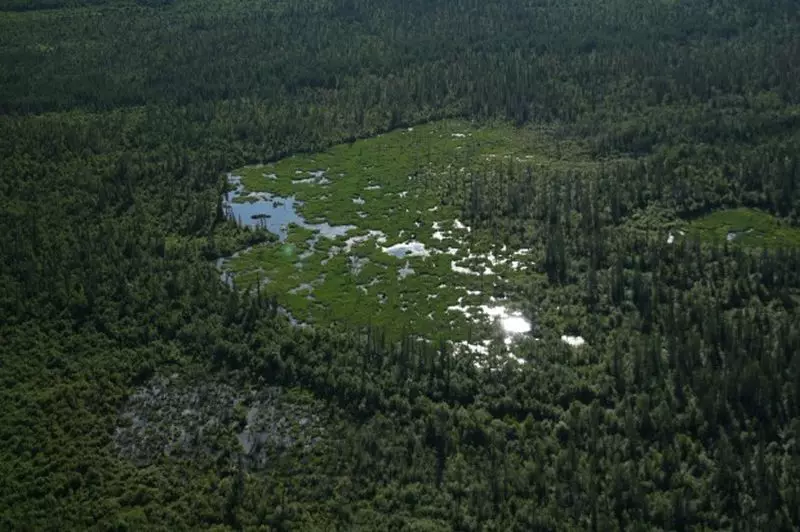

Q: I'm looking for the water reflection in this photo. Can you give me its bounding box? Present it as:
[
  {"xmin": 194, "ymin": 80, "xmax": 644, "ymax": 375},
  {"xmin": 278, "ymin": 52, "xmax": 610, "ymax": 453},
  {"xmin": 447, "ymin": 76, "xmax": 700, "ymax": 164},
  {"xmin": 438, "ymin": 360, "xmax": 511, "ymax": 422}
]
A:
[
  {"xmin": 224, "ymin": 174, "xmax": 354, "ymax": 241},
  {"xmin": 382, "ymin": 240, "xmax": 430, "ymax": 258}
]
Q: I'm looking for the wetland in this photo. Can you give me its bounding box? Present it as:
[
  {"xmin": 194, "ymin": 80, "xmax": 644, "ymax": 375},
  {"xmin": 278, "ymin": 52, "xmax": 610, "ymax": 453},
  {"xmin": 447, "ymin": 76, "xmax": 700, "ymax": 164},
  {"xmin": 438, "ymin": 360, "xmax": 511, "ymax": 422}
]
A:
[{"xmin": 218, "ymin": 120, "xmax": 555, "ymax": 357}]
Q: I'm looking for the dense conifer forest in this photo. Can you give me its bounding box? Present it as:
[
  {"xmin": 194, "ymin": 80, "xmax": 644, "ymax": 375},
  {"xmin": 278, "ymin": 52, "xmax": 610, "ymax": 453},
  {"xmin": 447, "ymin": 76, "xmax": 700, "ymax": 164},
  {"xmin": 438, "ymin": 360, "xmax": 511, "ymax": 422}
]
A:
[{"xmin": 2, "ymin": 0, "xmax": 800, "ymax": 529}]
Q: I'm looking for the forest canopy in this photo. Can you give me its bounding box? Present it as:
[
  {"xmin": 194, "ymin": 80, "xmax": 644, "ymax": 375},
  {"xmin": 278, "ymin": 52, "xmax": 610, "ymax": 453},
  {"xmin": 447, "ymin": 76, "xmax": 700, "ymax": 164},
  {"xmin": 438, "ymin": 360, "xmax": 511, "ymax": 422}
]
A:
[{"xmin": 1, "ymin": 0, "xmax": 800, "ymax": 530}]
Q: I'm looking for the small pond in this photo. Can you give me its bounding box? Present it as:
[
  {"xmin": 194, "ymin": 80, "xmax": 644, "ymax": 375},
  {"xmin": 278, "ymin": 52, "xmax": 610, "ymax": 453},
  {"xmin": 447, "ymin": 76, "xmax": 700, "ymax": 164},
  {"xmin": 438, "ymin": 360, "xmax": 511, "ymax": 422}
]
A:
[{"xmin": 224, "ymin": 173, "xmax": 354, "ymax": 241}]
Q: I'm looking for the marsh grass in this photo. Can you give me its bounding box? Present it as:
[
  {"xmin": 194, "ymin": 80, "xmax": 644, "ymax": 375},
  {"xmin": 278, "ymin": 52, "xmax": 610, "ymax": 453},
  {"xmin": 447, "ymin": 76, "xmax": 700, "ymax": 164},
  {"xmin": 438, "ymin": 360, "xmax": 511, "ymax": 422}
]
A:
[
  {"xmin": 687, "ymin": 208, "xmax": 800, "ymax": 248},
  {"xmin": 224, "ymin": 120, "xmax": 599, "ymax": 339}
]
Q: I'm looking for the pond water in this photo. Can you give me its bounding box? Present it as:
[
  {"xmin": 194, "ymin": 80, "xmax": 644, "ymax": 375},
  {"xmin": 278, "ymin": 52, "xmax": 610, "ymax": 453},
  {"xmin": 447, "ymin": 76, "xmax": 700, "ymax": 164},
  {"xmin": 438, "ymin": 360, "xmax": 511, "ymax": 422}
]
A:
[
  {"xmin": 220, "ymin": 171, "xmax": 537, "ymax": 366},
  {"xmin": 344, "ymin": 230, "xmax": 387, "ymax": 252},
  {"xmin": 447, "ymin": 299, "xmax": 532, "ymax": 344},
  {"xmin": 382, "ymin": 240, "xmax": 431, "ymax": 258},
  {"xmin": 398, "ymin": 261, "xmax": 415, "ymax": 279},
  {"xmin": 561, "ymin": 335, "xmax": 586, "ymax": 347},
  {"xmin": 293, "ymin": 176, "xmax": 331, "ymax": 185},
  {"xmin": 453, "ymin": 219, "xmax": 471, "ymax": 231},
  {"xmin": 224, "ymin": 174, "xmax": 354, "ymax": 241},
  {"xmin": 482, "ymin": 305, "xmax": 530, "ymax": 335}
]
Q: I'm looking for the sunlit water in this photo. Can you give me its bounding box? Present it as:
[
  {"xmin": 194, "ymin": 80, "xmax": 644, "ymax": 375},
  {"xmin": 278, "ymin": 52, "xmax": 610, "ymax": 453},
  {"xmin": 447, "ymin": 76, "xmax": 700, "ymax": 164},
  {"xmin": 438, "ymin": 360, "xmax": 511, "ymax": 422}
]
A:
[
  {"xmin": 447, "ymin": 299, "xmax": 532, "ymax": 345},
  {"xmin": 222, "ymin": 174, "xmax": 536, "ymax": 360},
  {"xmin": 561, "ymin": 335, "xmax": 586, "ymax": 347},
  {"xmin": 382, "ymin": 240, "xmax": 431, "ymax": 258},
  {"xmin": 224, "ymin": 173, "xmax": 354, "ymax": 241}
]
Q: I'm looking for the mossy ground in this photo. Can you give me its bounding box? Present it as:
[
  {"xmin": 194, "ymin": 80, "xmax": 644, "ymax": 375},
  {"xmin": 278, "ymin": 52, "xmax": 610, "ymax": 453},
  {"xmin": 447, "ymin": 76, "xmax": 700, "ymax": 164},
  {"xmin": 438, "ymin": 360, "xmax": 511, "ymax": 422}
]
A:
[
  {"xmin": 224, "ymin": 120, "xmax": 601, "ymax": 341},
  {"xmin": 686, "ymin": 208, "xmax": 800, "ymax": 248}
]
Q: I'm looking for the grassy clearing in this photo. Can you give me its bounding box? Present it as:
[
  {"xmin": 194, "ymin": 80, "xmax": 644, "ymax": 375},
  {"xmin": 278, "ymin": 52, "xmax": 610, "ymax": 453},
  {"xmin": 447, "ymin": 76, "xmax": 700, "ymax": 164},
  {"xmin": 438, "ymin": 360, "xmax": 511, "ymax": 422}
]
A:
[
  {"xmin": 235, "ymin": 119, "xmax": 597, "ymax": 230},
  {"xmin": 687, "ymin": 208, "xmax": 800, "ymax": 248},
  {"xmin": 224, "ymin": 120, "xmax": 597, "ymax": 340}
]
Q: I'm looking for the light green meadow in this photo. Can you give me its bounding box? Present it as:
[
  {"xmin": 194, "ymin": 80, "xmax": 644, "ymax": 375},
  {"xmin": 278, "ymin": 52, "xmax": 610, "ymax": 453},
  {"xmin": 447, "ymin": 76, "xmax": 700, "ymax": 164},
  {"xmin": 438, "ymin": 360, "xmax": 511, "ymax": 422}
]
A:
[
  {"xmin": 222, "ymin": 119, "xmax": 599, "ymax": 342},
  {"xmin": 686, "ymin": 208, "xmax": 800, "ymax": 248}
]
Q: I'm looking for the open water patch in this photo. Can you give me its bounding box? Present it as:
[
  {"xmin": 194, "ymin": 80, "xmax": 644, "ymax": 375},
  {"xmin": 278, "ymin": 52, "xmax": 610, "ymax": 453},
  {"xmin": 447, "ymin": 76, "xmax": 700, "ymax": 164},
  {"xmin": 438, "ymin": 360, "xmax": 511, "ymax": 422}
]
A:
[
  {"xmin": 382, "ymin": 240, "xmax": 431, "ymax": 258},
  {"xmin": 224, "ymin": 173, "xmax": 354, "ymax": 241},
  {"xmin": 398, "ymin": 261, "xmax": 415, "ymax": 279},
  {"xmin": 292, "ymin": 170, "xmax": 330, "ymax": 185},
  {"xmin": 218, "ymin": 124, "xmax": 549, "ymax": 364},
  {"xmin": 344, "ymin": 230, "xmax": 387, "ymax": 252},
  {"xmin": 447, "ymin": 298, "xmax": 532, "ymax": 345},
  {"xmin": 561, "ymin": 335, "xmax": 586, "ymax": 347}
]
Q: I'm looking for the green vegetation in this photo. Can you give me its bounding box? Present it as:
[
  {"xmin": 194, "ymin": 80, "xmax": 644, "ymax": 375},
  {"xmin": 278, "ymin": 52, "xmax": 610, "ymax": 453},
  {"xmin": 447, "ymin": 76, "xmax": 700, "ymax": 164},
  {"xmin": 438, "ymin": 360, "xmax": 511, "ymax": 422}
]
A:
[
  {"xmin": 2, "ymin": 0, "xmax": 800, "ymax": 530},
  {"xmin": 236, "ymin": 120, "xmax": 600, "ymax": 225},
  {"xmin": 226, "ymin": 121, "xmax": 594, "ymax": 340},
  {"xmin": 688, "ymin": 208, "xmax": 800, "ymax": 247}
]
